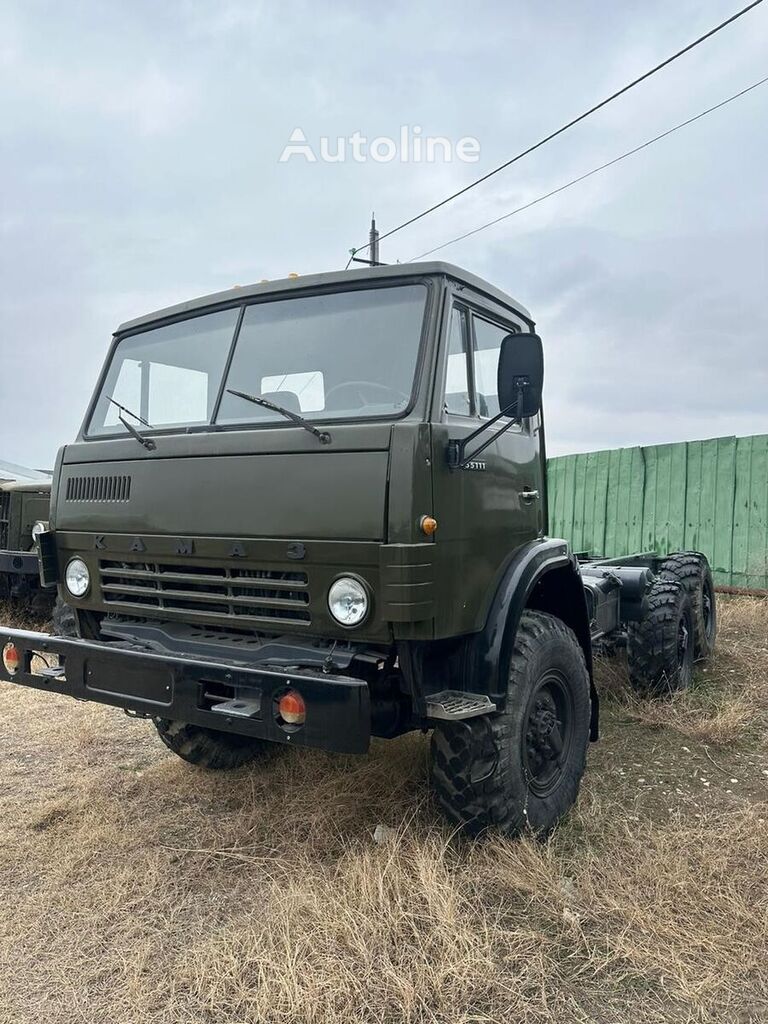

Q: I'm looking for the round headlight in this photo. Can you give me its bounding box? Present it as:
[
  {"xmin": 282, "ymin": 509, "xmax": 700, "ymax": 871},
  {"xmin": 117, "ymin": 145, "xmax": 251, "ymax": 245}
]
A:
[
  {"xmin": 31, "ymin": 521, "xmax": 48, "ymax": 543},
  {"xmin": 328, "ymin": 576, "xmax": 369, "ymax": 627},
  {"xmin": 65, "ymin": 557, "xmax": 90, "ymax": 598}
]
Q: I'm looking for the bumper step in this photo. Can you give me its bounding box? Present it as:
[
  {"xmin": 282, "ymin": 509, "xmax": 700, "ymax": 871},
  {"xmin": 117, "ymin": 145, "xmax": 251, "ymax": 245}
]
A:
[
  {"xmin": 209, "ymin": 697, "xmax": 262, "ymax": 719},
  {"xmin": 425, "ymin": 690, "xmax": 496, "ymax": 721}
]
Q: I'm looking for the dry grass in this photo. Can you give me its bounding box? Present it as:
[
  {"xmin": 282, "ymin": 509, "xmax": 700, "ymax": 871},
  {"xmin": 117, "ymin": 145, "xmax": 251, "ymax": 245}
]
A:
[
  {"xmin": 597, "ymin": 595, "xmax": 768, "ymax": 746},
  {"xmin": 0, "ymin": 597, "xmax": 767, "ymax": 1023}
]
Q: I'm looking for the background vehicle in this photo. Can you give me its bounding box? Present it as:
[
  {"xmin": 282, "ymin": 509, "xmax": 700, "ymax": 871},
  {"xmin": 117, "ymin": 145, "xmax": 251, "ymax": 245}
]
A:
[
  {"xmin": 0, "ymin": 263, "xmax": 716, "ymax": 837},
  {"xmin": 0, "ymin": 472, "xmax": 52, "ymax": 610}
]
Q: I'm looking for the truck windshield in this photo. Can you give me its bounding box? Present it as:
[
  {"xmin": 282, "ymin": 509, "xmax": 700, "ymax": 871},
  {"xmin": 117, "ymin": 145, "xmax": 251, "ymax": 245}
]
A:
[{"xmin": 87, "ymin": 284, "xmax": 427, "ymax": 437}]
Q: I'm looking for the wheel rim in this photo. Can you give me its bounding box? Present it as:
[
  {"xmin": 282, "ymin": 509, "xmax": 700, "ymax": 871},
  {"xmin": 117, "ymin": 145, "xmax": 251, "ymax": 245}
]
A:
[{"xmin": 522, "ymin": 670, "xmax": 574, "ymax": 797}]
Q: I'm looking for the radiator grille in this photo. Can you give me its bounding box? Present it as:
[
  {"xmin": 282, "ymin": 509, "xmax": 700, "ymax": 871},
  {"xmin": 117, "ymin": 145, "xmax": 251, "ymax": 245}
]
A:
[
  {"xmin": 0, "ymin": 490, "xmax": 9, "ymax": 549},
  {"xmin": 66, "ymin": 475, "xmax": 131, "ymax": 502},
  {"xmin": 98, "ymin": 560, "xmax": 311, "ymax": 626}
]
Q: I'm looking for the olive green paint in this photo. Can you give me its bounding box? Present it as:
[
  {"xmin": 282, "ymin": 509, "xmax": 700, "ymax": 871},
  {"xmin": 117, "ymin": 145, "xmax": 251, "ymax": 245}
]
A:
[
  {"xmin": 48, "ymin": 263, "xmax": 546, "ymax": 644},
  {"xmin": 0, "ymin": 480, "xmax": 51, "ymax": 552},
  {"xmin": 547, "ymin": 434, "xmax": 768, "ymax": 589}
]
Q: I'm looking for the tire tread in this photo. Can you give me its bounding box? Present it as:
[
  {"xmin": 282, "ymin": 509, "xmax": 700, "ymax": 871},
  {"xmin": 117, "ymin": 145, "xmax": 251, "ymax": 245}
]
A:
[
  {"xmin": 659, "ymin": 551, "xmax": 716, "ymax": 660},
  {"xmin": 430, "ymin": 611, "xmax": 590, "ymax": 837},
  {"xmin": 51, "ymin": 596, "xmax": 77, "ymax": 638},
  {"xmin": 153, "ymin": 719, "xmax": 276, "ymax": 770},
  {"xmin": 627, "ymin": 579, "xmax": 693, "ymax": 695}
]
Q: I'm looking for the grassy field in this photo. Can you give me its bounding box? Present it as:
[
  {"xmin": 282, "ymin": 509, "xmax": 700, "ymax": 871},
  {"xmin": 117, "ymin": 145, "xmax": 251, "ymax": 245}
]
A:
[{"xmin": 0, "ymin": 597, "xmax": 766, "ymax": 1024}]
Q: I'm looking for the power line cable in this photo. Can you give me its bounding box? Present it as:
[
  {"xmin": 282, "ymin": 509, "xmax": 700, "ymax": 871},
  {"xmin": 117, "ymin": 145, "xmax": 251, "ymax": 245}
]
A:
[
  {"xmin": 347, "ymin": 0, "xmax": 765, "ymax": 258},
  {"xmin": 406, "ymin": 74, "xmax": 768, "ymax": 261}
]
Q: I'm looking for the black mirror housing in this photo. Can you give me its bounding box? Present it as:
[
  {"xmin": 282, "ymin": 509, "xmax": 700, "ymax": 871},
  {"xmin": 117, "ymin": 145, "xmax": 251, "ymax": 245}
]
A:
[{"xmin": 497, "ymin": 332, "xmax": 543, "ymax": 417}]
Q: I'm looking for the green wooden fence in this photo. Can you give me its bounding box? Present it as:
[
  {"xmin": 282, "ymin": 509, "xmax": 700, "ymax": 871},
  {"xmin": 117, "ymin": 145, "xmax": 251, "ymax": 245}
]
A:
[{"xmin": 547, "ymin": 434, "xmax": 768, "ymax": 589}]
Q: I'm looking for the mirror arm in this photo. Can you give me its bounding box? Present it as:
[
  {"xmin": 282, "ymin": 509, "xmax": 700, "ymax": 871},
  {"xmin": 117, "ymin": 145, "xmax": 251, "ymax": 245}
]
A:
[{"xmin": 447, "ymin": 382, "xmax": 527, "ymax": 470}]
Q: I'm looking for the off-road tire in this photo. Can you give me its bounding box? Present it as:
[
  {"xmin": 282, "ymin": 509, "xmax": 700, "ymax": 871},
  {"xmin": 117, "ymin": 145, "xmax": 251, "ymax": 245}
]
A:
[
  {"xmin": 51, "ymin": 595, "xmax": 78, "ymax": 638},
  {"xmin": 430, "ymin": 610, "xmax": 591, "ymax": 838},
  {"xmin": 27, "ymin": 587, "xmax": 55, "ymax": 618},
  {"xmin": 659, "ymin": 552, "xmax": 717, "ymax": 660},
  {"xmin": 627, "ymin": 579, "xmax": 694, "ymax": 696},
  {"xmin": 153, "ymin": 719, "xmax": 277, "ymax": 770}
]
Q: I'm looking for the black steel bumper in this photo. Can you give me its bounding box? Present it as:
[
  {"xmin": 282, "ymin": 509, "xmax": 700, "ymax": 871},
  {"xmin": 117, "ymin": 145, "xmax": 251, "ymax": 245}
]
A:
[
  {"xmin": 0, "ymin": 550, "xmax": 38, "ymax": 576},
  {"xmin": 0, "ymin": 627, "xmax": 371, "ymax": 754}
]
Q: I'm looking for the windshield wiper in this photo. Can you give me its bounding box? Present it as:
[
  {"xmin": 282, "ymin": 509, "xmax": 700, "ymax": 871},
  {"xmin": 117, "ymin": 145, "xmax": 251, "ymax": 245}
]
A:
[
  {"xmin": 225, "ymin": 388, "xmax": 331, "ymax": 445},
  {"xmin": 105, "ymin": 396, "xmax": 156, "ymax": 451},
  {"xmin": 106, "ymin": 395, "xmax": 151, "ymax": 428}
]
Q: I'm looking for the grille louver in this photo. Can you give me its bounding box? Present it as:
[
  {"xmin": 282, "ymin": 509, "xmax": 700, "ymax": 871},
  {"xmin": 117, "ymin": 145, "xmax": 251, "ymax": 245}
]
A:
[
  {"xmin": 98, "ymin": 561, "xmax": 311, "ymax": 626},
  {"xmin": 0, "ymin": 490, "xmax": 9, "ymax": 549},
  {"xmin": 66, "ymin": 475, "xmax": 131, "ymax": 502}
]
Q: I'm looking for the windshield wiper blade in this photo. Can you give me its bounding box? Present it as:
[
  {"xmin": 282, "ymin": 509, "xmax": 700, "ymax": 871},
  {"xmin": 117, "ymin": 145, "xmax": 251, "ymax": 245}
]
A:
[
  {"xmin": 105, "ymin": 395, "xmax": 152, "ymax": 428},
  {"xmin": 225, "ymin": 388, "xmax": 332, "ymax": 445},
  {"xmin": 105, "ymin": 396, "xmax": 156, "ymax": 451}
]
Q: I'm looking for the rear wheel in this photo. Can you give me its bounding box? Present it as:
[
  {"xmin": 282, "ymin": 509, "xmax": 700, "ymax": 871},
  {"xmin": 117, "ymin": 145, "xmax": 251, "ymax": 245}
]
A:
[
  {"xmin": 627, "ymin": 579, "xmax": 694, "ymax": 696},
  {"xmin": 659, "ymin": 552, "xmax": 716, "ymax": 660},
  {"xmin": 153, "ymin": 719, "xmax": 278, "ymax": 770},
  {"xmin": 430, "ymin": 610, "xmax": 591, "ymax": 838}
]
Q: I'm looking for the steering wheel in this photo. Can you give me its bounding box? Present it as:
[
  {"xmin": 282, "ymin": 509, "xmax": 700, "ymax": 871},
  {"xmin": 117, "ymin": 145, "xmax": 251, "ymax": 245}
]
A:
[{"xmin": 325, "ymin": 380, "xmax": 409, "ymax": 407}]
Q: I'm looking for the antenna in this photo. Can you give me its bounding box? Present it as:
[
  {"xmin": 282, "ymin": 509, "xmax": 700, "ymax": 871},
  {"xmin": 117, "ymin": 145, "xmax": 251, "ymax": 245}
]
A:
[
  {"xmin": 346, "ymin": 214, "xmax": 387, "ymax": 268},
  {"xmin": 368, "ymin": 212, "xmax": 380, "ymax": 264}
]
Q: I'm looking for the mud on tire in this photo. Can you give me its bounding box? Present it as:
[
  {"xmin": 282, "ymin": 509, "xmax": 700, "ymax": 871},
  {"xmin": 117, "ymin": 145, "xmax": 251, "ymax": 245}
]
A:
[
  {"xmin": 430, "ymin": 610, "xmax": 591, "ymax": 838},
  {"xmin": 627, "ymin": 578, "xmax": 694, "ymax": 696},
  {"xmin": 659, "ymin": 551, "xmax": 717, "ymax": 661},
  {"xmin": 153, "ymin": 719, "xmax": 279, "ymax": 770}
]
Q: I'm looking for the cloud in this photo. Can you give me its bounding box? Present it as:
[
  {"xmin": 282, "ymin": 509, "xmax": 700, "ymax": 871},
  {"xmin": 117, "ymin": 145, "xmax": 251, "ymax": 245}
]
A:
[{"xmin": 1, "ymin": 0, "xmax": 768, "ymax": 469}]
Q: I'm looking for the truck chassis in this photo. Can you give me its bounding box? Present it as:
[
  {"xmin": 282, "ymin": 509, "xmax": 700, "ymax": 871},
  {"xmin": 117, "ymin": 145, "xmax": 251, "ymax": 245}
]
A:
[{"xmin": 0, "ymin": 548, "xmax": 716, "ymax": 750}]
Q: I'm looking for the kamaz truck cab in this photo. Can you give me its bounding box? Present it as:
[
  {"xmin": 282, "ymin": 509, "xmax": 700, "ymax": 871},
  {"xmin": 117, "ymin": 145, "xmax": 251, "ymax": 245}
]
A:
[{"xmin": 0, "ymin": 263, "xmax": 716, "ymax": 837}]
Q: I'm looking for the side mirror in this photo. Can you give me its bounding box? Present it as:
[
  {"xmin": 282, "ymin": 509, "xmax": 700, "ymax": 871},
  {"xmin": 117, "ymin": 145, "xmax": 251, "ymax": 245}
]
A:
[{"xmin": 498, "ymin": 332, "xmax": 543, "ymax": 418}]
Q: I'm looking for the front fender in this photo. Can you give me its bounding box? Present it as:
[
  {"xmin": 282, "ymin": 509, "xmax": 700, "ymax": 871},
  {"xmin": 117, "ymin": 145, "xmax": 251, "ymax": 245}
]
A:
[{"xmin": 467, "ymin": 538, "xmax": 598, "ymax": 737}]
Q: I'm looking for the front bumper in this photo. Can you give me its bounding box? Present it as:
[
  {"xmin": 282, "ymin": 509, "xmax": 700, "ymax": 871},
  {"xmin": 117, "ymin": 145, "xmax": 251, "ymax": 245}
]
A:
[
  {"xmin": 0, "ymin": 627, "xmax": 371, "ymax": 754},
  {"xmin": 0, "ymin": 550, "xmax": 38, "ymax": 576}
]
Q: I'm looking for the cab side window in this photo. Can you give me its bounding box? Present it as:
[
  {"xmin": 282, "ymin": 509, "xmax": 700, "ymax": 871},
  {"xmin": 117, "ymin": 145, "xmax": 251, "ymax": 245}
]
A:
[
  {"xmin": 444, "ymin": 305, "xmax": 471, "ymax": 416},
  {"xmin": 472, "ymin": 315, "xmax": 516, "ymax": 418}
]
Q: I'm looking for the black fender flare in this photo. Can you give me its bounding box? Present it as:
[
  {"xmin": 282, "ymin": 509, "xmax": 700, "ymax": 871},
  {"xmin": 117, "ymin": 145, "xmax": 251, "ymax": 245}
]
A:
[{"xmin": 467, "ymin": 538, "xmax": 599, "ymax": 740}]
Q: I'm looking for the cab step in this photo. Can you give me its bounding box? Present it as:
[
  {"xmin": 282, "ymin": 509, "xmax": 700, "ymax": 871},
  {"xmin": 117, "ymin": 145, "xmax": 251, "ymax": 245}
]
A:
[{"xmin": 425, "ymin": 690, "xmax": 496, "ymax": 721}]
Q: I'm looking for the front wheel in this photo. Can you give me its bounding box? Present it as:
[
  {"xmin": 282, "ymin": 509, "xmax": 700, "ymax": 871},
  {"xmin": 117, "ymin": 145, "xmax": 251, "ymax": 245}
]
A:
[
  {"xmin": 430, "ymin": 610, "xmax": 592, "ymax": 838},
  {"xmin": 153, "ymin": 719, "xmax": 279, "ymax": 770},
  {"xmin": 51, "ymin": 595, "xmax": 78, "ymax": 637}
]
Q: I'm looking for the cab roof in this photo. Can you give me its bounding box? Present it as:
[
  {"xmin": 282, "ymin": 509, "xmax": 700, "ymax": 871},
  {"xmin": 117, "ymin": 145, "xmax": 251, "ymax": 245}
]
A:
[{"xmin": 116, "ymin": 261, "xmax": 533, "ymax": 334}]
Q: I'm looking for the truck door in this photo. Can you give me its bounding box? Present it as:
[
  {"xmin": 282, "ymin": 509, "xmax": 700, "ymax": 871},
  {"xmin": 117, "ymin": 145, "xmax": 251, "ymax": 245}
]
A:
[{"xmin": 430, "ymin": 294, "xmax": 545, "ymax": 637}]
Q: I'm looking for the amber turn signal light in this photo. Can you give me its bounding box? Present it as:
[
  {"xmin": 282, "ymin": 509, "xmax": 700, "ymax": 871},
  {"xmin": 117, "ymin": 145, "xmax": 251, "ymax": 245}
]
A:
[
  {"xmin": 2, "ymin": 642, "xmax": 20, "ymax": 676},
  {"xmin": 420, "ymin": 515, "xmax": 438, "ymax": 536},
  {"xmin": 278, "ymin": 689, "xmax": 306, "ymax": 725}
]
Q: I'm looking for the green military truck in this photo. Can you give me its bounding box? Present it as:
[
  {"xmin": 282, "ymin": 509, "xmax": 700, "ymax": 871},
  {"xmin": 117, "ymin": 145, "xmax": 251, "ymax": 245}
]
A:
[
  {"xmin": 0, "ymin": 263, "xmax": 716, "ymax": 836},
  {"xmin": 0, "ymin": 475, "xmax": 52, "ymax": 609}
]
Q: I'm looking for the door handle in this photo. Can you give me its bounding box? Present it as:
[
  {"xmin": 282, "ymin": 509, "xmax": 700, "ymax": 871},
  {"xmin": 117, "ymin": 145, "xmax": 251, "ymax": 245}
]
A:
[{"xmin": 520, "ymin": 488, "xmax": 539, "ymax": 502}]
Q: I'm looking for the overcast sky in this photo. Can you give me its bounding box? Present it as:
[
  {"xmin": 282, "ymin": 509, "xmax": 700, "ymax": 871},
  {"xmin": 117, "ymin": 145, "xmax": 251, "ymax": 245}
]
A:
[{"xmin": 1, "ymin": 0, "xmax": 767, "ymax": 467}]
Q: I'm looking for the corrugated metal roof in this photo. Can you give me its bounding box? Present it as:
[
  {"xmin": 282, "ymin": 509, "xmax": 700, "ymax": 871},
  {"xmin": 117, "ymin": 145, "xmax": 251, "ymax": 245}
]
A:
[{"xmin": 0, "ymin": 460, "xmax": 52, "ymax": 483}]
